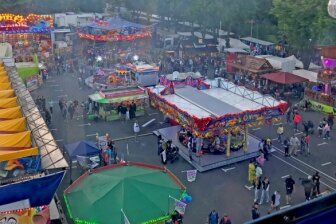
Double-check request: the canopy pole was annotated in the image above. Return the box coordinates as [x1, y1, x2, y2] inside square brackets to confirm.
[226, 132, 231, 157]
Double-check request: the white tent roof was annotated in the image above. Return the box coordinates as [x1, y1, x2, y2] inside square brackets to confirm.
[177, 32, 214, 39]
[148, 78, 283, 118]
[240, 37, 274, 46]
[218, 38, 250, 50]
[257, 55, 295, 72]
[292, 69, 318, 82]
[224, 48, 248, 53]
[286, 55, 321, 70]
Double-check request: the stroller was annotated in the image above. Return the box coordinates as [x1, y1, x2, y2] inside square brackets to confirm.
[166, 146, 179, 163]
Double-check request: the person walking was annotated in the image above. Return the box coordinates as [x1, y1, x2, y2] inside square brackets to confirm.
[300, 135, 306, 155]
[323, 123, 331, 140]
[133, 120, 140, 141]
[248, 160, 256, 185]
[254, 176, 262, 203]
[44, 109, 51, 124]
[208, 209, 219, 224]
[255, 164, 263, 179]
[327, 113, 334, 130]
[285, 175, 295, 204]
[312, 171, 321, 195]
[293, 112, 301, 132]
[317, 123, 324, 138]
[283, 137, 290, 157]
[286, 107, 292, 124]
[268, 191, 281, 214]
[277, 124, 284, 143]
[301, 176, 315, 201]
[304, 134, 311, 155]
[259, 177, 270, 205]
[219, 214, 231, 224]
[48, 99, 54, 114]
[289, 135, 300, 156]
[251, 202, 260, 220]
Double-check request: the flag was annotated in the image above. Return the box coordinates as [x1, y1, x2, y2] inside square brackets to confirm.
[174, 199, 187, 215]
[121, 209, 130, 224]
[186, 170, 197, 182]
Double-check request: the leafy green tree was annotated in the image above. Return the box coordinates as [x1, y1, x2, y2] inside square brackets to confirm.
[272, 0, 336, 68]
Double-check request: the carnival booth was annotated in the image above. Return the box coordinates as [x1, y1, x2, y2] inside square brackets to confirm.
[0, 14, 53, 64]
[127, 61, 160, 86]
[304, 46, 336, 114]
[78, 17, 151, 42]
[159, 71, 204, 87]
[0, 63, 67, 222]
[64, 162, 187, 224]
[149, 78, 286, 171]
[88, 87, 148, 121]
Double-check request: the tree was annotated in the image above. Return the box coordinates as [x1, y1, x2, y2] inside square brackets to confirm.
[272, 0, 336, 68]
[0, 0, 32, 13]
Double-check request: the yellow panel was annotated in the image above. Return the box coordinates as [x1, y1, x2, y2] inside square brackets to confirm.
[0, 76, 9, 83]
[0, 97, 17, 109]
[0, 131, 32, 148]
[0, 117, 26, 133]
[0, 90, 14, 99]
[0, 107, 22, 120]
[0, 82, 11, 90]
[0, 147, 39, 162]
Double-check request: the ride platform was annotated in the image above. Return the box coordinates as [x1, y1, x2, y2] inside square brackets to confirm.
[154, 126, 271, 172]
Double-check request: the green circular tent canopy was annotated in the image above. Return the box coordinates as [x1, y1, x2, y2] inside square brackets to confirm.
[64, 162, 186, 224]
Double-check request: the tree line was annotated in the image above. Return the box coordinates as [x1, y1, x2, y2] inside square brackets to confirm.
[2, 0, 336, 58]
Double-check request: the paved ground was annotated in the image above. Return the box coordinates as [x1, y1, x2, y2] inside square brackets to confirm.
[32, 72, 336, 224]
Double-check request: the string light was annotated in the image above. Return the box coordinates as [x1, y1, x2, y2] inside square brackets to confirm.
[0, 205, 47, 215]
[0, 13, 53, 34]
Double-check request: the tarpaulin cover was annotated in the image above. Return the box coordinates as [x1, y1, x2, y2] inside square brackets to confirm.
[86, 17, 147, 31]
[0, 71, 7, 77]
[64, 163, 185, 224]
[0, 76, 9, 83]
[261, 72, 309, 85]
[64, 140, 100, 160]
[0, 147, 39, 162]
[0, 97, 18, 109]
[0, 107, 22, 120]
[0, 90, 15, 99]
[0, 131, 31, 149]
[0, 118, 26, 133]
[0, 83, 11, 90]
[0, 171, 65, 207]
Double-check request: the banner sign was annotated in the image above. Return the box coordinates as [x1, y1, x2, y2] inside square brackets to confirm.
[174, 199, 187, 215]
[0, 206, 50, 224]
[186, 170, 197, 182]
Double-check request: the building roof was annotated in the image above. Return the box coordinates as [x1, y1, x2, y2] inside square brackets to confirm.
[229, 55, 275, 74]
[240, 37, 274, 46]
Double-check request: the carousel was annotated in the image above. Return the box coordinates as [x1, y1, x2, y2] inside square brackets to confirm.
[149, 78, 287, 171]
[85, 65, 137, 90]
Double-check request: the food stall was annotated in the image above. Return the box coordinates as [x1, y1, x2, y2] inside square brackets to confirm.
[88, 87, 148, 121]
[127, 61, 160, 86]
[149, 78, 287, 171]
[159, 71, 204, 87]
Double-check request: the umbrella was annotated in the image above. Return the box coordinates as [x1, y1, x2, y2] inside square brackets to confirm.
[261, 72, 309, 85]
[64, 162, 186, 224]
[64, 140, 100, 161]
